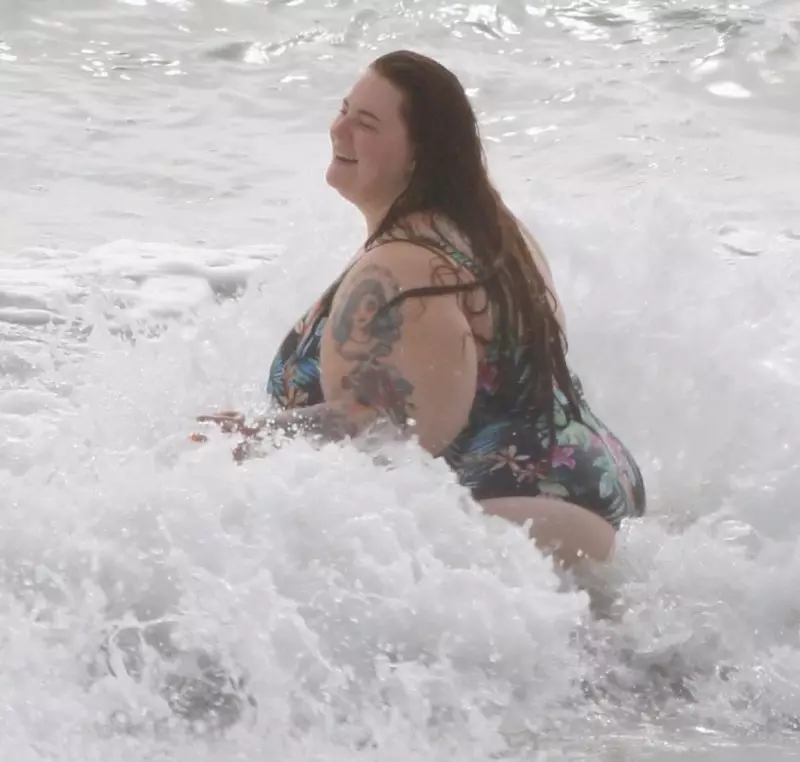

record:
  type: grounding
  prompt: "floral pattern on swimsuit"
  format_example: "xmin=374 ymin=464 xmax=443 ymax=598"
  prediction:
xmin=266 ymin=253 xmax=646 ymax=529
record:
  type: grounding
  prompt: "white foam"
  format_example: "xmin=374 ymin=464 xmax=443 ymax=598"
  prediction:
xmin=1 ymin=183 xmax=797 ymax=758
xmin=1 ymin=0 xmax=799 ymax=758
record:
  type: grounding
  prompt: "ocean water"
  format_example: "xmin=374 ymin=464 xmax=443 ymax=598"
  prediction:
xmin=2 ymin=0 xmax=800 ymax=759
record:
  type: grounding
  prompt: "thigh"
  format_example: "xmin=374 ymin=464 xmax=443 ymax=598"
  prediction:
xmin=480 ymin=495 xmax=616 ymax=567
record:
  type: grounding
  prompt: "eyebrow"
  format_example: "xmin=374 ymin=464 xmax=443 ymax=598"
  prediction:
xmin=343 ymin=98 xmax=381 ymax=123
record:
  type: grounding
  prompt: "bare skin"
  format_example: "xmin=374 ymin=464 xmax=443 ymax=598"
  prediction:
xmin=198 ymin=236 xmax=613 ymax=570
xmin=198 ymin=67 xmax=615 ymax=571
xmin=481 ymin=497 xmax=614 ymax=567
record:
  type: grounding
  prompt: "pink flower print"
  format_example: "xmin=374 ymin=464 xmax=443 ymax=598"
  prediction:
xmin=488 ymin=445 xmax=530 ymax=478
xmin=606 ymin=435 xmax=628 ymax=468
xmin=476 ymin=361 xmax=498 ymax=392
xmin=551 ymin=446 xmax=576 ymax=470
xmin=516 ymin=458 xmax=551 ymax=484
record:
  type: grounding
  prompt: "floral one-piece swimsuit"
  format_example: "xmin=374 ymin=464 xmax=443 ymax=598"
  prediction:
xmin=266 ymin=250 xmax=646 ymax=528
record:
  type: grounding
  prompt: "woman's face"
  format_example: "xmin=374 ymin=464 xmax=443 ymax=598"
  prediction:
xmin=326 ymin=69 xmax=415 ymax=219
xmin=351 ymin=290 xmax=380 ymax=334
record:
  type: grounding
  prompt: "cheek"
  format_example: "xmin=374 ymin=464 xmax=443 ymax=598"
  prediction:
xmin=386 ymin=136 xmax=413 ymax=183
xmin=352 ymin=133 xmax=380 ymax=167
xmin=359 ymin=136 xmax=410 ymax=184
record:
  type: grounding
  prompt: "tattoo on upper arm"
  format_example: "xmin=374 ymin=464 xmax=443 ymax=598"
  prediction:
xmin=330 ymin=264 xmax=415 ymax=426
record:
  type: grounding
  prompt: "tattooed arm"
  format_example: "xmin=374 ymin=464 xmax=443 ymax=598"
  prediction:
xmin=259 ymin=399 xmax=375 ymax=443
xmin=194 ymin=402 xmax=369 ymax=462
xmin=200 ymin=242 xmax=479 ymax=455
xmin=309 ymin=241 xmax=479 ymax=455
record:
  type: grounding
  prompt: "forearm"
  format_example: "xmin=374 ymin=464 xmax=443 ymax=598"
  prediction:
xmin=196 ymin=400 xmax=398 ymax=464
xmin=258 ymin=400 xmax=384 ymax=444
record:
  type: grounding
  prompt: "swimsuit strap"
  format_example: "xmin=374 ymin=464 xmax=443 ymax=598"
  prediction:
xmin=321 ymin=244 xmax=482 ymax=317
xmin=439 ymin=247 xmax=482 ymax=277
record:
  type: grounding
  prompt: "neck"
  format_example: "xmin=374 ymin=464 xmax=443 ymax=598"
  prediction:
xmin=362 ymin=202 xmax=392 ymax=239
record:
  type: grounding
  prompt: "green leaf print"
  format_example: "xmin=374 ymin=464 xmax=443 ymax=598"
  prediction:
xmin=539 ymin=482 xmax=571 ymax=499
xmin=598 ymin=472 xmax=615 ymax=499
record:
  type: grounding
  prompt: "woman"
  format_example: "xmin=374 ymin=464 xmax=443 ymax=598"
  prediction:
xmin=200 ymin=50 xmax=646 ymax=568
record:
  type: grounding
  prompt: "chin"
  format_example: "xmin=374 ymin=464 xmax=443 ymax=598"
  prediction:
xmin=325 ymin=162 xmax=348 ymax=192
xmin=325 ymin=165 xmax=360 ymax=205
xmin=324 ymin=160 xmax=338 ymax=188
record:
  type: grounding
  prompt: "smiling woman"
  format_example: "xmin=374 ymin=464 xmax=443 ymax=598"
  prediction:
xmin=200 ymin=50 xmax=647 ymax=569
xmin=327 ymin=74 xmax=416 ymax=228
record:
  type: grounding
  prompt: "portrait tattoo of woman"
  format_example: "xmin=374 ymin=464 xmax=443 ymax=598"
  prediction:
xmin=330 ymin=265 xmax=415 ymax=426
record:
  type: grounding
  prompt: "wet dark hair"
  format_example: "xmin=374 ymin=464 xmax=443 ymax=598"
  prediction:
xmin=365 ymin=49 xmax=582 ymax=446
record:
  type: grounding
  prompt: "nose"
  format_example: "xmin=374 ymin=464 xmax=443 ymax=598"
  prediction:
xmin=330 ymin=114 xmax=344 ymax=138
xmin=330 ymin=111 xmax=350 ymax=142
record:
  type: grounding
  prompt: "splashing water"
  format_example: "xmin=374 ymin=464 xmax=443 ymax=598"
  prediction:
xmin=1 ymin=0 xmax=800 ymax=759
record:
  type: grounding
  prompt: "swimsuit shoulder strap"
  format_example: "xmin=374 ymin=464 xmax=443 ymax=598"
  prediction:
xmin=444 ymin=247 xmax=483 ymax=278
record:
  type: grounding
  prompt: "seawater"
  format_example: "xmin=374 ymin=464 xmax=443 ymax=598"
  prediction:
xmin=1 ymin=0 xmax=800 ymax=759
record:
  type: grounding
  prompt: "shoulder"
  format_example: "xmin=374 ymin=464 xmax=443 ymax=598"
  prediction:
xmin=343 ymin=238 xmax=476 ymax=296
xmin=328 ymin=239 xmax=473 ymax=337
xmin=353 ymin=240 xmax=440 ymax=284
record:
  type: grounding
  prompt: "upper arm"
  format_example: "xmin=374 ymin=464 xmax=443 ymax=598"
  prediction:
xmin=319 ymin=243 xmax=478 ymax=455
